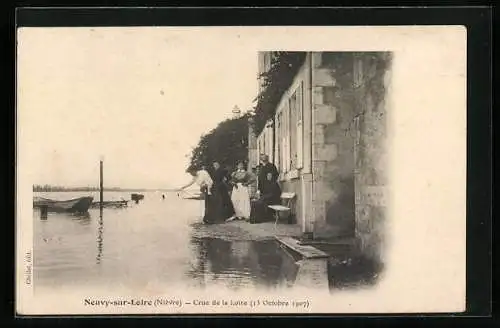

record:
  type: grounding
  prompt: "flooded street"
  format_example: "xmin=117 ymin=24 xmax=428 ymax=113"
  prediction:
xmin=33 ymin=191 xmax=301 ymax=294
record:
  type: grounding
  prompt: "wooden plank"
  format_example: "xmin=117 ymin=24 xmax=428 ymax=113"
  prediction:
xmin=275 ymin=236 xmax=329 ymax=259
xmin=298 ymin=237 xmax=356 ymax=246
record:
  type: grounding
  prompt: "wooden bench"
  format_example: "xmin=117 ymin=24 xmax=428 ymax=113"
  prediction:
xmin=268 ymin=192 xmax=296 ymax=227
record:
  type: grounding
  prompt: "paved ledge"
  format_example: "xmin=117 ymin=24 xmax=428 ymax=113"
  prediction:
xmin=275 ymin=236 xmax=329 ymax=259
xmin=190 ymin=221 xmax=302 ymax=242
xmin=297 ymin=237 xmax=356 ymax=246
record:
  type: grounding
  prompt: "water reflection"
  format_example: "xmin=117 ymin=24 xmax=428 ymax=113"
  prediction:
xmin=96 ymin=213 xmax=103 ymax=264
xmin=188 ymin=237 xmax=298 ymax=290
xmin=37 ymin=211 xmax=91 ymax=222
xmin=71 ymin=212 xmax=91 ymax=222
xmin=251 ymin=241 xmax=286 ymax=287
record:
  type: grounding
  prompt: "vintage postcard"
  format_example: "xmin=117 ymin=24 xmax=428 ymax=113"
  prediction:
xmin=16 ymin=25 xmax=467 ymax=315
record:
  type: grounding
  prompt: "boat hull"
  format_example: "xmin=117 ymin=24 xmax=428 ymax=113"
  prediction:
xmin=91 ymin=200 xmax=128 ymax=208
xmin=33 ymin=196 xmax=94 ymax=213
xmin=131 ymin=193 xmax=144 ymax=201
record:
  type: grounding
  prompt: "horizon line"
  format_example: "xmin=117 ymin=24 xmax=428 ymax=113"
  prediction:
xmin=32 ymin=185 xmax=178 ymax=191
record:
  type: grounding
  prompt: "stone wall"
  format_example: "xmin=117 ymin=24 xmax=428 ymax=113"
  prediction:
xmin=311 ymin=52 xmax=357 ymax=239
xmin=353 ymin=52 xmax=392 ymax=261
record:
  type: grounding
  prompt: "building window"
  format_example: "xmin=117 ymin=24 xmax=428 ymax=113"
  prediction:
xmin=288 ymin=83 xmax=305 ymax=171
xmin=258 ymin=121 xmax=275 ymax=165
xmin=266 ymin=124 xmax=273 ymax=163
xmin=258 ymin=132 xmax=265 ymax=162
xmin=279 ymin=108 xmax=286 ymax=173
xmin=296 ymin=82 xmax=304 ymax=169
xmin=289 ymin=92 xmax=298 ymax=170
xmin=275 ymin=112 xmax=281 ymax=171
xmin=257 ymin=134 xmax=262 ymax=162
xmin=282 ymin=103 xmax=290 ymax=173
xmin=262 ymin=132 xmax=266 ymax=159
xmin=275 ymin=81 xmax=305 ymax=177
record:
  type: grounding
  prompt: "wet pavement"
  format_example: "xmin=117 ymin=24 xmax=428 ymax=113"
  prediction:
xmin=190 ymin=220 xmax=302 ymax=241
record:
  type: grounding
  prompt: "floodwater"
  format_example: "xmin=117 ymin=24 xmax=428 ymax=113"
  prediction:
xmin=33 ymin=191 xmax=301 ymax=293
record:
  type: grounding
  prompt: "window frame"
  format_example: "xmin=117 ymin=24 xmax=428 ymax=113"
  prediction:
xmin=296 ymin=81 xmax=304 ymax=169
xmin=289 ymin=91 xmax=298 ymax=170
xmin=282 ymin=102 xmax=290 ymax=173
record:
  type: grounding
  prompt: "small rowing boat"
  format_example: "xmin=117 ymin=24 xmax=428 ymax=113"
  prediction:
xmin=131 ymin=193 xmax=144 ymax=202
xmin=91 ymin=200 xmax=128 ymax=208
xmin=33 ymin=196 xmax=94 ymax=213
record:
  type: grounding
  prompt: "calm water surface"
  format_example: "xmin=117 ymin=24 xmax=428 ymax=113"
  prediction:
xmin=33 ymin=191 xmax=298 ymax=293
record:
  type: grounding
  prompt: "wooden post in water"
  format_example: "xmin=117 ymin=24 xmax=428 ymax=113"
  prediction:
xmin=99 ymin=159 xmax=104 ymax=214
xmin=40 ymin=205 xmax=48 ymax=219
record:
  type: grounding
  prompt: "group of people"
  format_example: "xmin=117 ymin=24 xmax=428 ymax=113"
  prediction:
xmin=178 ymin=154 xmax=281 ymax=225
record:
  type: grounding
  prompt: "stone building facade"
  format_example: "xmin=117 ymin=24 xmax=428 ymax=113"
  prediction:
xmin=251 ymin=51 xmax=392 ymax=261
xmin=352 ymin=52 xmax=392 ymax=261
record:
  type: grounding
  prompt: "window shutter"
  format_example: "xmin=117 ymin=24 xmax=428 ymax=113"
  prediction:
xmin=296 ymin=82 xmax=304 ymax=169
xmin=267 ymin=125 xmax=272 ymax=162
xmin=258 ymin=134 xmax=262 ymax=160
xmin=261 ymin=133 xmax=265 ymax=160
xmin=281 ymin=110 xmax=286 ymax=173
xmin=282 ymin=105 xmax=288 ymax=173
xmin=286 ymin=103 xmax=291 ymax=172
xmin=256 ymin=135 xmax=260 ymax=164
xmin=289 ymin=94 xmax=296 ymax=170
xmin=275 ymin=113 xmax=281 ymax=171
xmin=263 ymin=126 xmax=267 ymax=159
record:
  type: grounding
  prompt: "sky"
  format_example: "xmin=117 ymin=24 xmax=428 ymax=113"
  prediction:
xmin=17 ymin=27 xmax=258 ymax=189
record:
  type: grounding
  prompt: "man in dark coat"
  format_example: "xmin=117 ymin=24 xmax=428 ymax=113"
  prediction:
xmin=257 ymin=154 xmax=279 ymax=193
xmin=250 ymin=172 xmax=282 ymax=224
xmin=250 ymin=154 xmax=281 ymax=224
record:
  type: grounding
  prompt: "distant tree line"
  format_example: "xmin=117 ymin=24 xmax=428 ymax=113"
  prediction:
xmin=32 ymin=185 xmax=172 ymax=192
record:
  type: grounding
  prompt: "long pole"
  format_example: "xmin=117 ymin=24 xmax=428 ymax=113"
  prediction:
xmin=99 ymin=160 xmax=103 ymax=214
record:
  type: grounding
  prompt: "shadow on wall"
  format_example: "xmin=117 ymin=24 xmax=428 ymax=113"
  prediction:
xmin=324 ymin=175 xmax=356 ymax=238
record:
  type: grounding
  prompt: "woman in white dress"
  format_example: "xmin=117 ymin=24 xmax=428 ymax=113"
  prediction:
xmin=228 ymin=162 xmax=255 ymax=221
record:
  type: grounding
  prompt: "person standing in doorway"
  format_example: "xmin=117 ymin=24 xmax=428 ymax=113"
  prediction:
xmin=250 ymin=172 xmax=282 ymax=224
xmin=257 ymin=154 xmax=279 ymax=194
